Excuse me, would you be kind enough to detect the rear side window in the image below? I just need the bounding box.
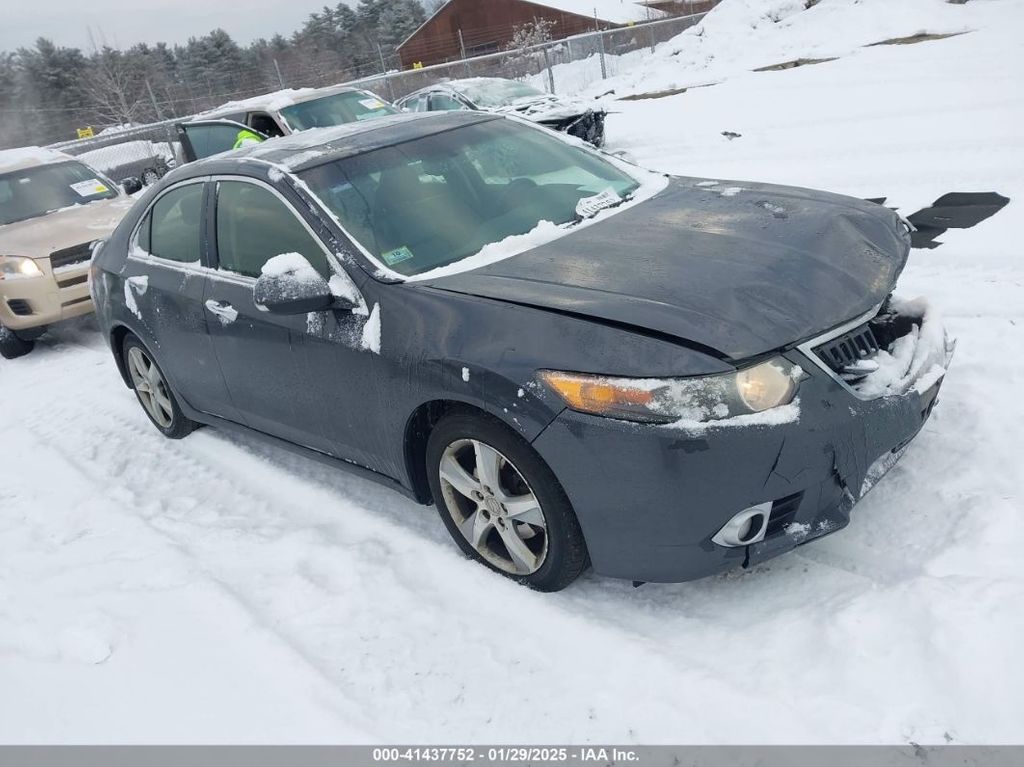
[429,94,466,112]
[149,183,204,263]
[404,94,429,113]
[215,181,329,279]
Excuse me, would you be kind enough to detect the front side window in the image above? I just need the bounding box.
[298,119,640,277]
[147,183,205,263]
[279,91,398,132]
[215,181,329,279]
[0,161,117,226]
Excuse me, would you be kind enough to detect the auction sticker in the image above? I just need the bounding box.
[360,98,386,110]
[382,246,414,265]
[70,179,110,197]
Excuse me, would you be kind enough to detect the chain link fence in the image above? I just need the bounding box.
[45,11,708,183]
[350,13,708,102]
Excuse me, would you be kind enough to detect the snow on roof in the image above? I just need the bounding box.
[200,88,321,117]
[524,0,666,24]
[0,146,74,173]
[200,84,371,119]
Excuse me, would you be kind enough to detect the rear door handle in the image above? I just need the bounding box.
[205,299,239,324]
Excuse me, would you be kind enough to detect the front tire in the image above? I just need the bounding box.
[142,168,160,186]
[426,410,588,591]
[0,324,35,359]
[122,335,196,439]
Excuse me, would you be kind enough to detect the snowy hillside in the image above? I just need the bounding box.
[2,0,1023,745]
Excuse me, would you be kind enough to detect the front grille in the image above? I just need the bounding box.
[813,323,881,375]
[6,298,32,316]
[766,492,804,537]
[49,241,95,270]
[57,273,88,288]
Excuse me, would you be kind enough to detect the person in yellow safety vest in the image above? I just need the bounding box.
[233,128,265,150]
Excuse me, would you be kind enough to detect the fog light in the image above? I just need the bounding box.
[712,502,772,547]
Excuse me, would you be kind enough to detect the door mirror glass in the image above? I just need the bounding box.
[121,176,143,195]
[253,254,334,314]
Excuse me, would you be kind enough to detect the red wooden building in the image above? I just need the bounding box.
[398,0,676,69]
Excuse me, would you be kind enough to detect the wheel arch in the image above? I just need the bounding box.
[109,323,135,387]
[403,399,495,505]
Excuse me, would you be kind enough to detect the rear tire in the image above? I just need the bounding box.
[0,324,35,359]
[142,168,160,186]
[426,410,589,591]
[122,334,196,439]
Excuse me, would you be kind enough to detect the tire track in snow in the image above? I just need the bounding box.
[20,382,850,743]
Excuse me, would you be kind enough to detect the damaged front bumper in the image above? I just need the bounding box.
[539,110,606,147]
[531,297,955,583]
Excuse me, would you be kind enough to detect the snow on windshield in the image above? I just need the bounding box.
[457,79,546,109]
[298,118,667,280]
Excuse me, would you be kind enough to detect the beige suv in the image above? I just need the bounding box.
[0,147,136,358]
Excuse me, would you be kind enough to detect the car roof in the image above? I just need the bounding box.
[198,84,374,119]
[0,146,77,174]
[182,111,499,178]
[401,77,523,100]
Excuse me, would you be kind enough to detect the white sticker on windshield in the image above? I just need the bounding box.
[576,187,621,219]
[70,179,110,197]
[359,98,386,110]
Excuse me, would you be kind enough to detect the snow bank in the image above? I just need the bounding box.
[583,0,976,99]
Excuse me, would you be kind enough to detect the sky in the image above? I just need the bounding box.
[0,0,359,53]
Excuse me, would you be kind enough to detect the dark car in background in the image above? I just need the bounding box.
[77,140,173,187]
[90,111,952,591]
[397,77,607,147]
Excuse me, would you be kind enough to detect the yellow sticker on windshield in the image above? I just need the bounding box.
[382,246,414,265]
[70,179,110,197]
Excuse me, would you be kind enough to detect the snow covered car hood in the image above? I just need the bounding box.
[493,94,599,122]
[426,177,910,361]
[1,196,136,260]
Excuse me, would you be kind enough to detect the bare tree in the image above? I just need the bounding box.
[503,17,557,80]
[82,46,147,127]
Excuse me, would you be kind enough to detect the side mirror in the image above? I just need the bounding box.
[122,177,144,195]
[254,255,334,314]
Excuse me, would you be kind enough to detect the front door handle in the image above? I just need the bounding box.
[205,299,239,324]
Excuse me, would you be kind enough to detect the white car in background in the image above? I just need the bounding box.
[0,147,137,358]
[176,85,399,162]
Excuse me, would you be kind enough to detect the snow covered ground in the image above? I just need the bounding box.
[2,0,1023,745]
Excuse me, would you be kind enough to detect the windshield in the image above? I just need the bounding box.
[280,91,399,132]
[459,80,546,108]
[0,161,118,226]
[298,119,640,277]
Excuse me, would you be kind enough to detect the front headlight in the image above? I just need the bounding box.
[0,256,43,280]
[539,358,800,424]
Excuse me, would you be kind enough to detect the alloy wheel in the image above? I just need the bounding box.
[438,438,548,575]
[127,346,174,428]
